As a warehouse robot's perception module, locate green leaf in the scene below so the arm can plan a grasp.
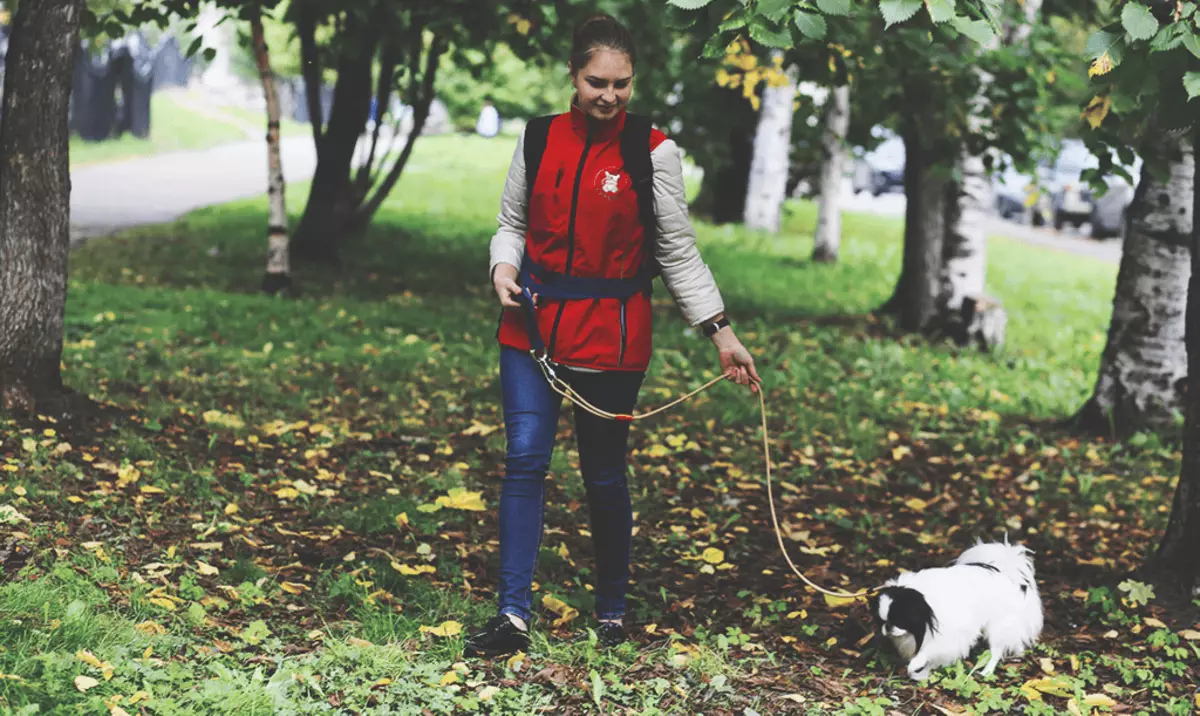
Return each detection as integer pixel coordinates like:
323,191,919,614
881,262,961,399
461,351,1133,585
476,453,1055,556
757,0,793,23
1085,30,1125,65
1183,30,1200,59
794,10,827,39
749,17,795,47
667,0,716,9
1120,2,1158,41
950,16,994,45
815,0,851,15
924,0,956,24
185,35,204,58
589,669,605,707
1185,71,1200,100
1150,23,1184,52
701,32,735,59
719,8,749,32
880,0,923,27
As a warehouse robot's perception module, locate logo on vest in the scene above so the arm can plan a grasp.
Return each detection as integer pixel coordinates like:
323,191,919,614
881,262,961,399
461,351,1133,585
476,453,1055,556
593,166,629,200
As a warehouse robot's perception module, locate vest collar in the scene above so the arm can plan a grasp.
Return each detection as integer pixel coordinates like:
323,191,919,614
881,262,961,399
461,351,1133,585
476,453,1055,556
569,99,626,142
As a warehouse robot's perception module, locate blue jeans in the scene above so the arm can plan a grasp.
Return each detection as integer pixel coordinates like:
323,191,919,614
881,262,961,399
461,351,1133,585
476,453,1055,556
497,347,644,623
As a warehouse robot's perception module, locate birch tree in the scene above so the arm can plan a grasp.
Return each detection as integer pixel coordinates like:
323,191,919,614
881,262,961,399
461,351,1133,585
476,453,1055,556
811,75,849,263
249,6,293,296
743,51,797,232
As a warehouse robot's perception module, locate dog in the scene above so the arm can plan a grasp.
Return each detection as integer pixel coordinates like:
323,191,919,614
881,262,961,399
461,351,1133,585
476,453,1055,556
870,539,1043,681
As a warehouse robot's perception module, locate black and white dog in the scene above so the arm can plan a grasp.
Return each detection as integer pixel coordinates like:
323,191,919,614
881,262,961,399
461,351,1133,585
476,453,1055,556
870,539,1043,681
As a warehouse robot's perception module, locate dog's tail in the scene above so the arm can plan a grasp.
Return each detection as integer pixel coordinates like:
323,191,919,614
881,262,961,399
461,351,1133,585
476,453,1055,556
953,540,1037,595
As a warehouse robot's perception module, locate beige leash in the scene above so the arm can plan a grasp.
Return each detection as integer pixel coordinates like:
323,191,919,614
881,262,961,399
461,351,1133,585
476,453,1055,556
530,354,877,601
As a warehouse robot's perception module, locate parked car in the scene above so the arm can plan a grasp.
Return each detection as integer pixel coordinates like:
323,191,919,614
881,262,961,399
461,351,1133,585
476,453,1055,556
993,160,1040,222
850,134,905,196
1045,139,1139,238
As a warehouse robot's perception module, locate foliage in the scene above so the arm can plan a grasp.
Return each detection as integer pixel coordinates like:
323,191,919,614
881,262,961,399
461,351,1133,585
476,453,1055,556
436,42,575,126
2,132,1195,713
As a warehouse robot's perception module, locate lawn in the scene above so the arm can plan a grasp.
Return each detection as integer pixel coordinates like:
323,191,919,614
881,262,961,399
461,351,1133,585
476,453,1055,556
69,91,306,168
2,133,1196,714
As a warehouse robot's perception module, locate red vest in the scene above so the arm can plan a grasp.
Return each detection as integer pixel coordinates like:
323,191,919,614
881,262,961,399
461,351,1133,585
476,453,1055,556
498,105,667,372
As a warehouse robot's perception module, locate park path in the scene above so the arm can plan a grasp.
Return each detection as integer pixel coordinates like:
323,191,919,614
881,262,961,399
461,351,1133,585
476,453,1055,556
68,140,1121,265
69,135,317,246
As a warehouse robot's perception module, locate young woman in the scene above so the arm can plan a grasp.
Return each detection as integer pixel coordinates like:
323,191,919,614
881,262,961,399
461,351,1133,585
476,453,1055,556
465,13,760,658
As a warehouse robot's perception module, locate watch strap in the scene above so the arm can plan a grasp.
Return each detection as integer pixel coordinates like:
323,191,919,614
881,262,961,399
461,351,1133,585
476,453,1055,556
701,316,731,337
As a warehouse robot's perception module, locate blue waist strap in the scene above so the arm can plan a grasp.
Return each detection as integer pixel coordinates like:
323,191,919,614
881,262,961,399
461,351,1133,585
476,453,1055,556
520,260,652,302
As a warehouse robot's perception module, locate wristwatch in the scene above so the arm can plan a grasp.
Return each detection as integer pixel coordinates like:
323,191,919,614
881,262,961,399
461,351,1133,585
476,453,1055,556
700,316,731,337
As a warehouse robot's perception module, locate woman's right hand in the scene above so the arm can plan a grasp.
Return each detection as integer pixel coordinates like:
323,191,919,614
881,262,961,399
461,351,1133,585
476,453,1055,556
492,263,523,309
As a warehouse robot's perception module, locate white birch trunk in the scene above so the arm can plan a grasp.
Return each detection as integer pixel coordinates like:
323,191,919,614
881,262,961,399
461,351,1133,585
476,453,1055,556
743,53,797,233
1078,138,1194,435
812,83,850,263
250,12,293,294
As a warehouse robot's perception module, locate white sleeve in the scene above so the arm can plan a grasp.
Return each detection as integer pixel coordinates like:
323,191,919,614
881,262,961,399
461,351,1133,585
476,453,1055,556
488,129,528,279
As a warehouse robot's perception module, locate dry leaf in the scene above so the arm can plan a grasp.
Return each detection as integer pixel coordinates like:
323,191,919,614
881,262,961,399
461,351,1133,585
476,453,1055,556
279,581,309,595
904,497,928,512
1143,617,1167,629
701,547,725,564
195,562,219,576
74,675,100,692
419,620,463,638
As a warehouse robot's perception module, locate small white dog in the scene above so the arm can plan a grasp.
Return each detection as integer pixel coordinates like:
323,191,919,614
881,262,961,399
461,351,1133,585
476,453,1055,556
870,539,1043,681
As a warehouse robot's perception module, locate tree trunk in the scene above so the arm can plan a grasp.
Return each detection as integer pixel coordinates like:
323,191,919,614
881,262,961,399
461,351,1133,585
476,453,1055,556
939,149,990,313
812,83,850,262
295,0,325,146
692,129,754,224
250,10,293,296
290,24,378,264
743,53,796,233
0,0,83,415
1150,131,1200,597
1077,137,1193,437
879,113,946,333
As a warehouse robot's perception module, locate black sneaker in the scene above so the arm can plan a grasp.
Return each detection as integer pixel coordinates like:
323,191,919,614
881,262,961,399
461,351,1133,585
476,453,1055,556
463,615,530,658
573,621,627,648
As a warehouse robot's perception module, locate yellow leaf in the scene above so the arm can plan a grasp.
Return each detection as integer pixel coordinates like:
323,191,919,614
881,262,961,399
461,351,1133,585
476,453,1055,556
372,677,392,687
111,707,131,716
1179,629,1200,640
196,561,219,576
1143,617,1167,629
420,620,463,638
542,594,579,626
645,443,671,458
892,445,912,460
904,497,928,512
1083,694,1117,707
434,488,486,512
479,685,501,701
1081,95,1111,130
1021,676,1074,701
127,691,151,705
135,621,165,636
138,485,165,494
823,593,859,608
1088,52,1113,78
148,597,178,611
75,675,100,692
224,503,239,516
13,486,26,497
701,547,725,565
393,562,435,576
275,487,300,500
76,650,104,668
506,650,526,671
347,637,373,648
439,670,459,686
116,464,141,488
142,646,152,659
395,512,409,529
515,18,532,36
67,495,85,504
279,581,309,595
1039,657,1055,674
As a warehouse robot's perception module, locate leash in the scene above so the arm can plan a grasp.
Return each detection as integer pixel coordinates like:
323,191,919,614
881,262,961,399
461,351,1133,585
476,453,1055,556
518,288,876,601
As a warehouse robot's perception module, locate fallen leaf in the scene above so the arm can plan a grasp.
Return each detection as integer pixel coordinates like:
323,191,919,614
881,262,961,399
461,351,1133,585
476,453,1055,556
195,562,219,576
392,562,436,576
1143,617,1167,629
701,547,725,564
419,621,463,638
1083,694,1117,707
135,621,166,636
1021,676,1074,701
279,581,309,594
148,598,177,611
479,685,501,701
823,593,859,607
1180,629,1200,640
74,675,100,692
1039,657,1055,674
904,497,928,512
439,670,458,686
542,594,580,627
434,488,486,511
507,651,526,671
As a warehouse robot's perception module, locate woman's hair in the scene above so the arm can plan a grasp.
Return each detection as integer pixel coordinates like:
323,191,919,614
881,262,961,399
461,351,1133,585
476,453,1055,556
570,13,636,73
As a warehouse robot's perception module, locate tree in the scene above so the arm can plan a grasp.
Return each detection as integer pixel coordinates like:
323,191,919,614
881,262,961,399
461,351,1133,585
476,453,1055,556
811,56,850,263
249,5,293,296
743,50,797,232
1075,134,1193,436
0,0,85,415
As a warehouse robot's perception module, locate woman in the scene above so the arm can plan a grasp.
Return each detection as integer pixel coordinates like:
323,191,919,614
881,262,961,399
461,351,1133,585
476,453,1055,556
465,13,759,658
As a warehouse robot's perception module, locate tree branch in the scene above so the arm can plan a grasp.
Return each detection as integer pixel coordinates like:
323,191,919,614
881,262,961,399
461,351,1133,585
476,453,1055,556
355,36,402,192
355,34,447,226
296,0,324,146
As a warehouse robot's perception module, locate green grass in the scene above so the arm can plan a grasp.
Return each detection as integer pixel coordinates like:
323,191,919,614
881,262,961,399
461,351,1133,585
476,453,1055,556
68,91,304,167
3,134,1196,714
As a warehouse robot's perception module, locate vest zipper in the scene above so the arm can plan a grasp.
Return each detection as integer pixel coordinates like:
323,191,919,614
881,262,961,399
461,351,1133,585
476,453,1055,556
547,122,593,360
618,299,627,366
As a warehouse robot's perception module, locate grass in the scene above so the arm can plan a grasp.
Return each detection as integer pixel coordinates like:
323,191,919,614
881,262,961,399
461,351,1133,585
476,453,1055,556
69,90,307,168
2,133,1197,714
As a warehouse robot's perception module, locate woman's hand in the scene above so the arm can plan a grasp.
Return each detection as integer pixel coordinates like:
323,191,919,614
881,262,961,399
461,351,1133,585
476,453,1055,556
710,322,760,393
492,263,523,309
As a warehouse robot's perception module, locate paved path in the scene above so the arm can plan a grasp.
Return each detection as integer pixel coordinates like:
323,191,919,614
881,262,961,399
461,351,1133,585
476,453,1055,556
836,178,1122,264
69,135,318,246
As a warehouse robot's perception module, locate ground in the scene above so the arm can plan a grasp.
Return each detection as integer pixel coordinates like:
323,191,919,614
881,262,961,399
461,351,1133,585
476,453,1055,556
1,134,1197,715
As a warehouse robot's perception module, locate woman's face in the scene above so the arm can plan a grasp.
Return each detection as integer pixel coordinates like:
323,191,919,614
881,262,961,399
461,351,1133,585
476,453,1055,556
571,48,633,121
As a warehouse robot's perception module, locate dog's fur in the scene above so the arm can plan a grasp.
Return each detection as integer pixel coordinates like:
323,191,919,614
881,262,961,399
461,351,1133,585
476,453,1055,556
870,539,1043,680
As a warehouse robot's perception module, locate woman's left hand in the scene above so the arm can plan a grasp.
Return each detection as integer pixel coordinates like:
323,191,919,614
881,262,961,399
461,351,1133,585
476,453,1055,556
711,325,761,393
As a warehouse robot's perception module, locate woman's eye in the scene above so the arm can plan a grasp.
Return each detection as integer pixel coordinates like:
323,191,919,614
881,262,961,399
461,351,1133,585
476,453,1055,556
588,79,605,88
614,81,629,90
